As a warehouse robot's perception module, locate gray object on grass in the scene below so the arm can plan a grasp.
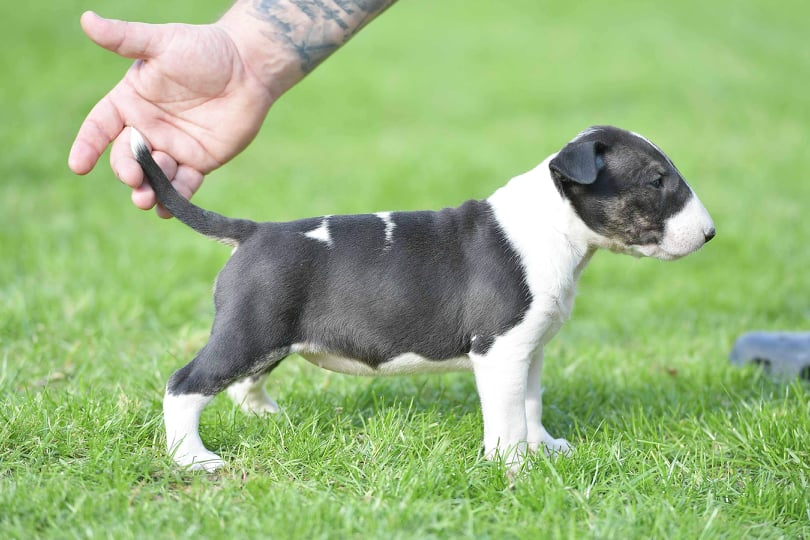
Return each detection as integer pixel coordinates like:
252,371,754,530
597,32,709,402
730,331,810,380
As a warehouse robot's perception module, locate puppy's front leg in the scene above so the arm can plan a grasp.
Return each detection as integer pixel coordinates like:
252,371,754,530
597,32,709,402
471,352,530,469
525,349,571,456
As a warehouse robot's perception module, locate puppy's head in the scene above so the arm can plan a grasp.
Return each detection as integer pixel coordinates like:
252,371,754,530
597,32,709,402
550,125,715,260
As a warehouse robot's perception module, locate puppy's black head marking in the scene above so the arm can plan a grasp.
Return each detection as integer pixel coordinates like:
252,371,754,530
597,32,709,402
552,125,693,249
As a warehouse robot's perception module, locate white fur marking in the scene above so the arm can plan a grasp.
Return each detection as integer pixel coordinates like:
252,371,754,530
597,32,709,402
488,158,593,332
375,212,396,249
291,343,471,375
130,127,148,156
652,193,715,260
303,217,333,247
473,160,594,468
163,392,223,471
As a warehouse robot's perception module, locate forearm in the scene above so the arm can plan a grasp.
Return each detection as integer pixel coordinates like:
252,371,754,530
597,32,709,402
218,0,397,100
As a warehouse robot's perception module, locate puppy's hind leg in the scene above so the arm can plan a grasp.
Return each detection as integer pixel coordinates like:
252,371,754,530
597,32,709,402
163,336,286,471
226,372,281,415
163,390,221,472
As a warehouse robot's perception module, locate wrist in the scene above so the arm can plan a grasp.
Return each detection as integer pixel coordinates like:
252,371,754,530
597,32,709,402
216,0,397,101
216,2,306,102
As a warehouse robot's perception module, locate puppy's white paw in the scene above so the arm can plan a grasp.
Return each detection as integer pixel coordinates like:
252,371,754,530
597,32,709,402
542,437,573,458
484,441,531,477
528,429,573,458
174,449,225,472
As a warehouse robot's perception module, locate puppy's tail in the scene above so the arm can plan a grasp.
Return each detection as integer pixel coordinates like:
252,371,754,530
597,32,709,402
130,128,257,246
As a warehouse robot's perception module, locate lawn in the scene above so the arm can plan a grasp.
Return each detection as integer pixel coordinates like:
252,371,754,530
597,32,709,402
2,0,809,538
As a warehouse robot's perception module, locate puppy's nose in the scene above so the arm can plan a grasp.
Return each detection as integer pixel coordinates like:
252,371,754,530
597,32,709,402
704,227,716,243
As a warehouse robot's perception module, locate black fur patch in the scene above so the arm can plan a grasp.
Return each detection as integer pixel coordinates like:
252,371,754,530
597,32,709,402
168,201,532,395
551,126,692,247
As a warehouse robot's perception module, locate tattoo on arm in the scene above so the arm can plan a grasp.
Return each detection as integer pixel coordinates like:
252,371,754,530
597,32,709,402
251,0,397,73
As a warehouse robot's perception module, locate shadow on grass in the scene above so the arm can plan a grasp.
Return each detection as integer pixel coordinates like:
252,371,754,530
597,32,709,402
198,356,807,476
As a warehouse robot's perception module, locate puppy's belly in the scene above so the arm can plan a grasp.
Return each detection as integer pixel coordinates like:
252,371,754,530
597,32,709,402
291,344,472,376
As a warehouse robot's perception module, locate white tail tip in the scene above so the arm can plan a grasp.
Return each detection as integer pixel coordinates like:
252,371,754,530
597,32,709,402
129,127,148,157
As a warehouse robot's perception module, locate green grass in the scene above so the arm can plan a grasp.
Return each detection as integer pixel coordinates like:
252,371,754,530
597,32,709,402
2,0,810,538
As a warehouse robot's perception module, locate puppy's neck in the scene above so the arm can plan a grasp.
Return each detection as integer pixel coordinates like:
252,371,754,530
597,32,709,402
488,157,597,290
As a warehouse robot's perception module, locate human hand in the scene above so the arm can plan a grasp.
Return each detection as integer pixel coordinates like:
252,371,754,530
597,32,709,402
68,11,276,217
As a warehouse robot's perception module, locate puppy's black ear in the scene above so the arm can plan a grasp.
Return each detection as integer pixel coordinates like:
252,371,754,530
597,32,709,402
549,140,604,185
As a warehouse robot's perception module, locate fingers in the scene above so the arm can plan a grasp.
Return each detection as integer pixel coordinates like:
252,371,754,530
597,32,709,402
69,11,169,175
110,127,147,189
133,150,179,217
80,11,166,60
127,145,204,219
72,11,207,217
68,94,125,175
123,136,176,210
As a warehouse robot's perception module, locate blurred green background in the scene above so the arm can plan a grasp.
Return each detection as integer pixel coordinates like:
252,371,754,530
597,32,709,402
1,0,809,537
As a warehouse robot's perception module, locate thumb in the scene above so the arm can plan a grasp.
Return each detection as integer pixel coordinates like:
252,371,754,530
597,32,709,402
80,11,166,60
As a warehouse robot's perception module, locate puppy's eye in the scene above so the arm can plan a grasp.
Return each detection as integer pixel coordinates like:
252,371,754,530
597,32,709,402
648,175,663,189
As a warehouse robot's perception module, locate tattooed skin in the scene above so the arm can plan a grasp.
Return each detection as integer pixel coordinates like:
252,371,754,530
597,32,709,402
251,0,397,73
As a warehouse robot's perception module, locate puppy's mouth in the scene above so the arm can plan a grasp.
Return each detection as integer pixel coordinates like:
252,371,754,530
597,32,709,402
599,240,670,260
631,241,707,261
